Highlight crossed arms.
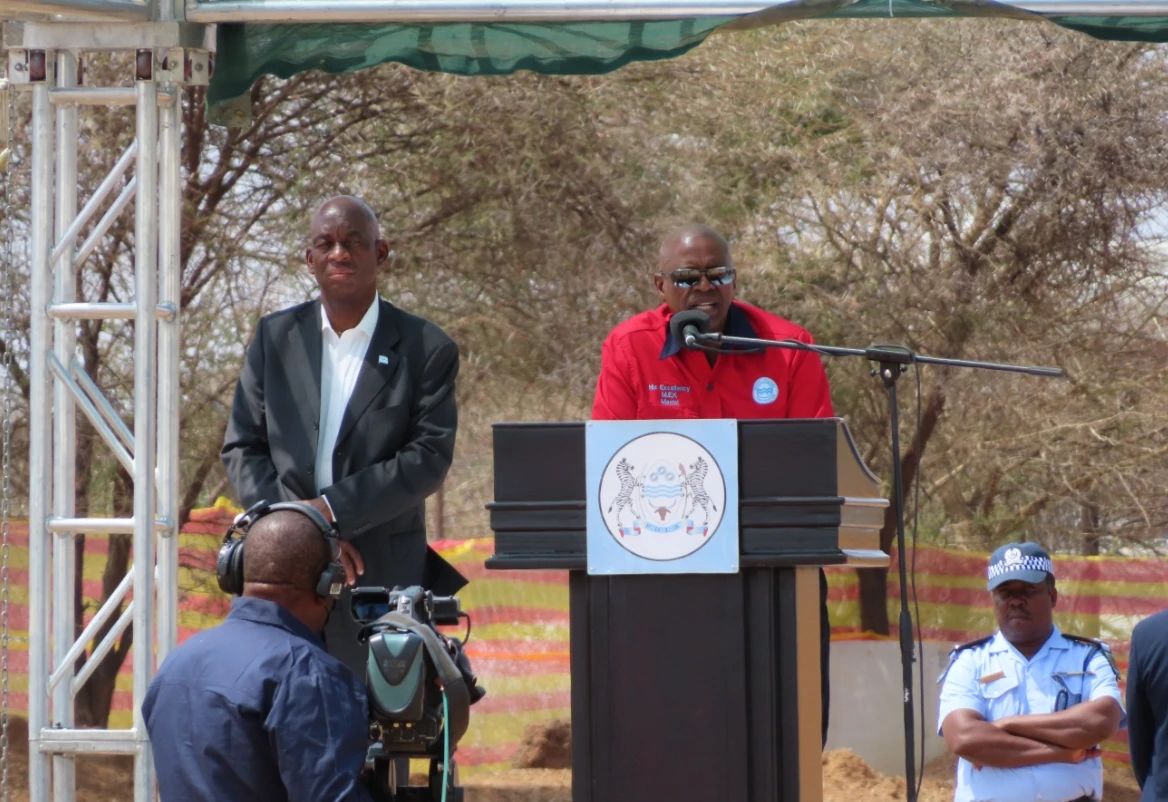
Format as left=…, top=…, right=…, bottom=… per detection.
left=941, top=697, right=1123, bottom=769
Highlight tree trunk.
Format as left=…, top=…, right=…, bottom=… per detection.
left=74, top=472, right=134, bottom=728
left=1081, top=502, right=1102, bottom=556
left=858, top=567, right=891, bottom=634
left=857, top=385, right=947, bottom=634
left=178, top=419, right=228, bottom=526
left=73, top=532, right=133, bottom=727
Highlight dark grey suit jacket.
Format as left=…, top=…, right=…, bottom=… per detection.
left=1129, top=608, right=1168, bottom=802
left=221, top=297, right=466, bottom=674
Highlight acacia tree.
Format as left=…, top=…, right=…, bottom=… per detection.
left=729, top=21, right=1168, bottom=631
left=293, top=22, right=1168, bottom=633
left=331, top=72, right=665, bottom=534
left=2, top=63, right=486, bottom=724
left=8, top=17, right=1168, bottom=724
left=65, top=60, right=691, bottom=723
left=407, top=20, right=1168, bottom=633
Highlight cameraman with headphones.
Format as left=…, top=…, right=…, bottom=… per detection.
left=143, top=502, right=377, bottom=802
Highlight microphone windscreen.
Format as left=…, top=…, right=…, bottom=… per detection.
left=668, top=309, right=710, bottom=343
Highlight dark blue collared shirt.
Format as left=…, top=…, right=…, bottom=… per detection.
left=658, top=303, right=762, bottom=359
left=143, top=596, right=375, bottom=802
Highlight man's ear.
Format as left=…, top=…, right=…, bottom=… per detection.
left=376, top=239, right=390, bottom=265
left=308, top=591, right=334, bottom=633
left=652, top=273, right=666, bottom=299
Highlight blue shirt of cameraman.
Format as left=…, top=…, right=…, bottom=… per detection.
left=143, top=596, right=375, bottom=802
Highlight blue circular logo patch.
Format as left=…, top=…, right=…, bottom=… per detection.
left=752, top=377, right=778, bottom=405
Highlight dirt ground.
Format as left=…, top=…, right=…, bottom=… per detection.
left=0, top=716, right=1144, bottom=801
left=467, top=751, right=1143, bottom=802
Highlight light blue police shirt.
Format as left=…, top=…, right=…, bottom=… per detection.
left=937, top=627, right=1123, bottom=802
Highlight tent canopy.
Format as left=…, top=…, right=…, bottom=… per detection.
left=202, top=0, right=1168, bottom=124
left=5, top=0, right=1165, bottom=121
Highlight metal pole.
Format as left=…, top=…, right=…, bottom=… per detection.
left=26, top=75, right=55, bottom=802
left=180, top=0, right=1168, bottom=22
left=155, top=80, right=180, bottom=667
left=183, top=0, right=767, bottom=22
left=48, top=140, right=137, bottom=267
left=51, top=48, right=79, bottom=802
left=131, top=70, right=158, bottom=802
left=879, top=367, right=917, bottom=802
left=0, top=0, right=149, bottom=19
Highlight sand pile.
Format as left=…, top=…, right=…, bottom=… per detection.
left=0, top=717, right=1145, bottom=802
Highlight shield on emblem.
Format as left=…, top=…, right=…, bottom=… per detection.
left=639, top=461, right=686, bottom=530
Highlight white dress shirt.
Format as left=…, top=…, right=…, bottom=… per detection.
left=316, top=296, right=379, bottom=498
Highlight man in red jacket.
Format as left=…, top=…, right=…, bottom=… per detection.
left=592, top=224, right=833, bottom=420
left=591, top=223, right=835, bottom=743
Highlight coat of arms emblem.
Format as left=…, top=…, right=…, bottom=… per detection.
left=597, top=432, right=727, bottom=561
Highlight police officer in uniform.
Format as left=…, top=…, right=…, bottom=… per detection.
left=937, top=542, right=1124, bottom=802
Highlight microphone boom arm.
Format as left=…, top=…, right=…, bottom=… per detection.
left=694, top=332, right=1064, bottom=378
left=688, top=327, right=1062, bottom=802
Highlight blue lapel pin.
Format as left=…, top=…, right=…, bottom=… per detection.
left=378, top=354, right=389, bottom=365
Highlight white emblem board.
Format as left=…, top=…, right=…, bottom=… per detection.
left=585, top=419, right=739, bottom=575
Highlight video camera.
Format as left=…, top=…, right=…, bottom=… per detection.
left=352, top=585, right=485, bottom=802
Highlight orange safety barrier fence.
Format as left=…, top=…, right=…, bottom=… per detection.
left=0, top=503, right=1160, bottom=773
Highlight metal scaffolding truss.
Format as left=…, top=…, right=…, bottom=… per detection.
left=2, top=12, right=210, bottom=802
left=6, top=0, right=1168, bottom=23
left=181, top=0, right=1168, bottom=23
left=0, top=1, right=1162, bottom=801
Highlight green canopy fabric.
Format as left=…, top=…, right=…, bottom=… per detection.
left=206, top=0, right=1168, bottom=125
left=1053, top=15, right=1168, bottom=42
left=207, top=18, right=731, bottom=125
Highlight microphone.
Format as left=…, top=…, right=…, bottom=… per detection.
left=668, top=309, right=710, bottom=348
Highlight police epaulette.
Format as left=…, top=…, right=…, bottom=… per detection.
left=948, top=634, right=993, bottom=657
left=1062, top=633, right=1121, bottom=680
left=937, top=634, right=994, bottom=685
left=1062, top=633, right=1105, bottom=648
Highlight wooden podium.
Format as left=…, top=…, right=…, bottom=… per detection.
left=486, top=419, right=889, bottom=802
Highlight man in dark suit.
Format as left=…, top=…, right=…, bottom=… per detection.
left=1128, top=608, right=1168, bottom=802
left=222, top=195, right=465, bottom=675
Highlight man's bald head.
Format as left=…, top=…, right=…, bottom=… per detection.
left=657, top=225, right=732, bottom=271
left=242, top=509, right=332, bottom=595
left=312, top=195, right=380, bottom=239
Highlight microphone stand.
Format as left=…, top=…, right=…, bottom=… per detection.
left=690, top=331, right=1063, bottom=802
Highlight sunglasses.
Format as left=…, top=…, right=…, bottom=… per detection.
left=661, top=266, right=736, bottom=289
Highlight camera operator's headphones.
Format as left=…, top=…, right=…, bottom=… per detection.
left=216, top=500, right=345, bottom=599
